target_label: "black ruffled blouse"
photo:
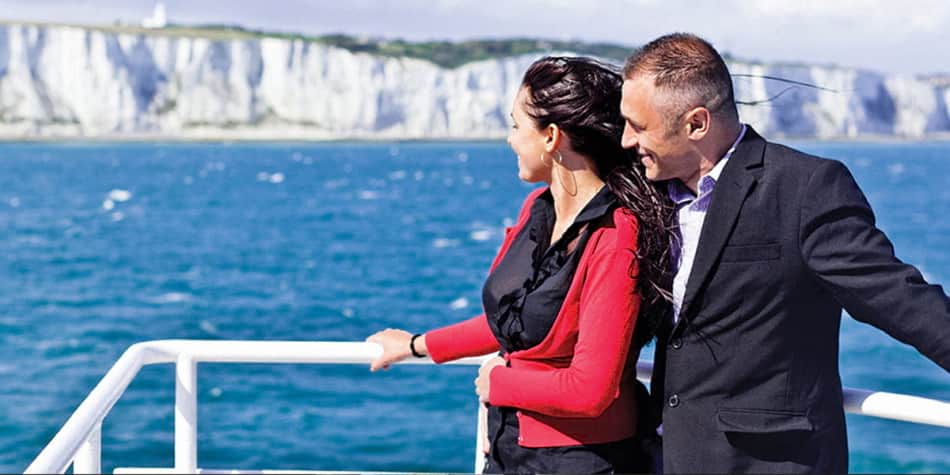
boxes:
[482,186,617,353]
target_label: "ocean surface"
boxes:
[1,140,948,473]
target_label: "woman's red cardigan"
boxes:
[425,187,643,447]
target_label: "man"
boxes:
[619,33,950,474]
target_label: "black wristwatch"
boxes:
[410,333,425,358]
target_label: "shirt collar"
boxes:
[667,180,694,205]
[574,185,616,224]
[536,185,616,225]
[707,123,747,182]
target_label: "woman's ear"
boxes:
[544,123,562,153]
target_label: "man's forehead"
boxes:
[622,74,656,94]
[623,74,671,114]
[621,77,654,112]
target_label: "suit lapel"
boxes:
[675,128,766,330]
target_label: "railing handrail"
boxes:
[26,339,950,474]
[26,340,491,474]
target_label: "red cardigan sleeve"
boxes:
[425,313,498,363]
[425,187,547,363]
[487,211,641,418]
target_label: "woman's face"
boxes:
[507,87,552,183]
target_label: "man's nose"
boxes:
[621,123,638,150]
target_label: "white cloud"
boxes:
[742,0,950,34]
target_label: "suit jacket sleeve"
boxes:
[488,214,641,418]
[800,159,950,371]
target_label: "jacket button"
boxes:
[668,394,680,407]
[671,338,683,349]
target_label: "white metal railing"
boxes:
[25,339,950,474]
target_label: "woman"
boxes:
[367,56,673,474]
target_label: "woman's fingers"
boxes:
[473,356,505,402]
[366,328,412,371]
[370,354,398,372]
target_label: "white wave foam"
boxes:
[389,170,407,180]
[110,211,124,222]
[433,238,460,248]
[102,199,115,210]
[342,308,355,318]
[258,172,285,183]
[450,297,469,310]
[151,292,193,304]
[8,197,20,208]
[108,189,132,202]
[358,190,380,200]
[470,229,493,241]
[199,320,218,334]
[888,163,906,176]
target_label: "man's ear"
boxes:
[685,107,711,141]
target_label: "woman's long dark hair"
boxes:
[520,56,675,348]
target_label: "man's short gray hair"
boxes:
[623,33,738,132]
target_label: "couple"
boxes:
[368,33,950,474]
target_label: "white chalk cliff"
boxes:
[1,23,947,139]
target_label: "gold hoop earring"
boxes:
[558,165,578,196]
[539,152,550,167]
[554,151,564,164]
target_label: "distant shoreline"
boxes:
[2,133,949,145]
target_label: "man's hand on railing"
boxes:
[366,328,423,371]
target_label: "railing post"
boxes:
[72,423,101,474]
[474,402,487,474]
[174,353,198,473]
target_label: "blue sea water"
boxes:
[0,140,947,473]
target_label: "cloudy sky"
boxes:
[1,0,948,75]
